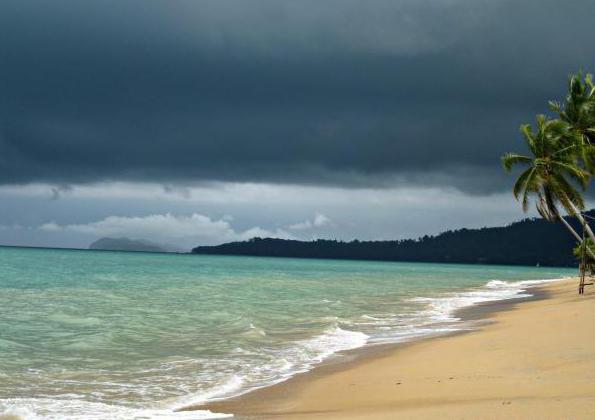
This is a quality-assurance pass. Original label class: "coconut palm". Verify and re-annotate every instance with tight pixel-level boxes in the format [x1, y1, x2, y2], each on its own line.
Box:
[502, 115, 595, 258]
[549, 72, 595, 170]
[547, 72, 595, 237]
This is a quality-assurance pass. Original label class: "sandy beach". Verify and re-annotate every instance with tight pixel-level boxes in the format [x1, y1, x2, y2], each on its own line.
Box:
[193, 278, 595, 419]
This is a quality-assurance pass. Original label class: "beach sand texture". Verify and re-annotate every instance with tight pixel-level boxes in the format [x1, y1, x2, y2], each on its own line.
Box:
[196, 278, 595, 419]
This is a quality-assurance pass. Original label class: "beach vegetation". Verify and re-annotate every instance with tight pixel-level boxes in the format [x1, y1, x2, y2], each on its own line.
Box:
[503, 71, 595, 289]
[502, 115, 592, 247]
[573, 238, 595, 262]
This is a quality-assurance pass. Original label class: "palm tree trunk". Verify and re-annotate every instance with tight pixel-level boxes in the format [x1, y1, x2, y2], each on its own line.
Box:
[557, 213, 595, 260]
[566, 201, 595, 244]
[557, 213, 582, 241]
[580, 226, 587, 294]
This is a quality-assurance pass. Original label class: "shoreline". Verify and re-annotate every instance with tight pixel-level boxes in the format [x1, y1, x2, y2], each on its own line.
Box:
[178, 279, 554, 410]
[176, 277, 559, 413]
[188, 278, 595, 419]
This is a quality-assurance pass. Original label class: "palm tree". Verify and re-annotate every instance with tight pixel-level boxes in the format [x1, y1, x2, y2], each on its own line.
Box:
[502, 115, 595, 258]
[549, 72, 595, 238]
[549, 72, 595, 170]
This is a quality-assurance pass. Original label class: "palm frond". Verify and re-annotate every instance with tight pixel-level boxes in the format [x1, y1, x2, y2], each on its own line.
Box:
[549, 100, 562, 114]
[550, 161, 590, 189]
[512, 168, 537, 212]
[519, 124, 537, 155]
[501, 153, 531, 172]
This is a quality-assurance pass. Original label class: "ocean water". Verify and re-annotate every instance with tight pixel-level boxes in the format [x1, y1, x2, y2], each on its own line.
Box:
[0, 246, 575, 419]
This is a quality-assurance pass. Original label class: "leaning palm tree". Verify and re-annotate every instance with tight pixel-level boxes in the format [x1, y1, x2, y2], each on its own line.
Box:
[502, 115, 595, 258]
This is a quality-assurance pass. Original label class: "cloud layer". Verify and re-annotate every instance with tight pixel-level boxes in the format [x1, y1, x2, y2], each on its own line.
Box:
[1, 0, 594, 191]
[0, 182, 548, 249]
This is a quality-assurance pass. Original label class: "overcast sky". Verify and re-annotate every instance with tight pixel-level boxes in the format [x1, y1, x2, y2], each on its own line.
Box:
[1, 0, 594, 250]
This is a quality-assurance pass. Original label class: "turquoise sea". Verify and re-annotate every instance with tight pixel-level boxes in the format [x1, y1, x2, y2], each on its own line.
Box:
[0, 246, 575, 419]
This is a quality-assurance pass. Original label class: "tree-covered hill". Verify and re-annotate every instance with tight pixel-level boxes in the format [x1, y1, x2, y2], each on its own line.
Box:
[192, 212, 595, 267]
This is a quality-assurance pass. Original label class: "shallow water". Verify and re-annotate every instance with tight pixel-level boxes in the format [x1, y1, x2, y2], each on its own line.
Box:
[0, 247, 575, 419]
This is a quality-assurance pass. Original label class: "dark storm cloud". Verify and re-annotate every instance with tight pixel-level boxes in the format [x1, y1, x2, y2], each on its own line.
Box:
[0, 0, 594, 191]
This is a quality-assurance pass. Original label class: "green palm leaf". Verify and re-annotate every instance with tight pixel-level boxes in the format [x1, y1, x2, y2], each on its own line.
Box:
[502, 153, 532, 172]
[502, 113, 590, 218]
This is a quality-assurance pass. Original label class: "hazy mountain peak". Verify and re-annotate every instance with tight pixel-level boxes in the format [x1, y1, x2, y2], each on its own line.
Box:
[89, 237, 168, 253]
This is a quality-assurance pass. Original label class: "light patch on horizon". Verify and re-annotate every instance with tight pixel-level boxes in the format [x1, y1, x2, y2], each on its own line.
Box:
[288, 213, 332, 231]
[39, 213, 294, 251]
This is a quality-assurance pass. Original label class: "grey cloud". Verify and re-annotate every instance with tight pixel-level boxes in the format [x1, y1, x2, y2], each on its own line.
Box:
[0, 0, 594, 191]
[0, 184, 534, 248]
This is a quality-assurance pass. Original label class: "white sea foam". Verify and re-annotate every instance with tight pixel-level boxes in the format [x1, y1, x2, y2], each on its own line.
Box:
[410, 277, 565, 324]
[174, 326, 368, 410]
[0, 398, 231, 420]
[172, 375, 246, 409]
[355, 277, 569, 346]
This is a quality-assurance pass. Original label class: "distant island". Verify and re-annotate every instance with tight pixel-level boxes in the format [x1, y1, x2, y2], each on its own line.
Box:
[192, 212, 593, 267]
[89, 237, 169, 253]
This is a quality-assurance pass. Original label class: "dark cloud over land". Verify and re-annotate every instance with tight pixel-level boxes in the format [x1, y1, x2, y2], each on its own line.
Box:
[1, 0, 594, 191]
